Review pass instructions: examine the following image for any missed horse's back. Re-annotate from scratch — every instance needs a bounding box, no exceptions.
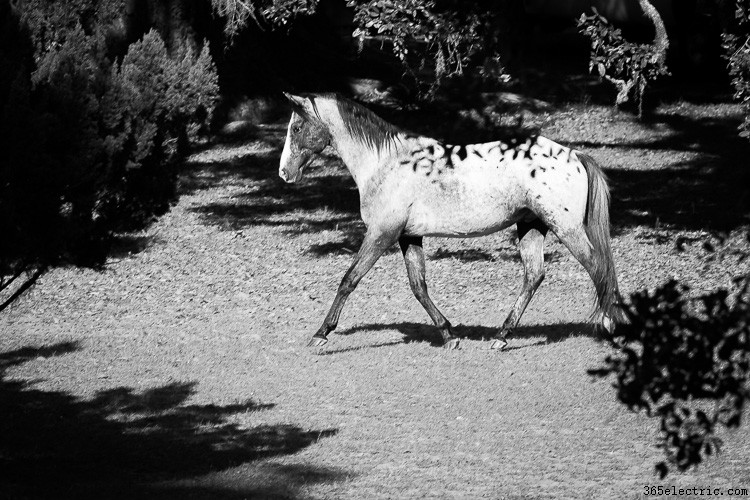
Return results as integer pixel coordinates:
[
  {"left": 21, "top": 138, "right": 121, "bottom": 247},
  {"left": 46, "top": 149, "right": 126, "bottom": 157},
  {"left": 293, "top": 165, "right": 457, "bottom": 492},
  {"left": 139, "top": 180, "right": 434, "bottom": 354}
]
[{"left": 390, "top": 135, "right": 589, "bottom": 237}]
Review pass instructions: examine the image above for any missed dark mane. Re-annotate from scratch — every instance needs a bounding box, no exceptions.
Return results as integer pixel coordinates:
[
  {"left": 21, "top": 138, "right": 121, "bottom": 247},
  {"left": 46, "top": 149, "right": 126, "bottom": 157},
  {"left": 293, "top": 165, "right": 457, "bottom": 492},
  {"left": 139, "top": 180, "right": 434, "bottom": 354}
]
[{"left": 304, "top": 93, "right": 401, "bottom": 153}]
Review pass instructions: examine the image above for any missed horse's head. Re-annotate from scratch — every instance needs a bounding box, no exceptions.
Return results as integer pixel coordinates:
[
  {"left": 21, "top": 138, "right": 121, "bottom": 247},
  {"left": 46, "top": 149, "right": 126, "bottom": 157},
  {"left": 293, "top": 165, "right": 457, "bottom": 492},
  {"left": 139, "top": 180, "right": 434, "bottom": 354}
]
[{"left": 279, "top": 93, "right": 331, "bottom": 183}]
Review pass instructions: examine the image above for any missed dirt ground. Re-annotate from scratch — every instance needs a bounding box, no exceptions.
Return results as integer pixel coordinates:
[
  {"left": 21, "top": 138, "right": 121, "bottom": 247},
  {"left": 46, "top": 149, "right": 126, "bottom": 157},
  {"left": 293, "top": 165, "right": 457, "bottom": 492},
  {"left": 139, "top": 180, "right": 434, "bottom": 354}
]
[{"left": 2, "top": 100, "right": 749, "bottom": 499}]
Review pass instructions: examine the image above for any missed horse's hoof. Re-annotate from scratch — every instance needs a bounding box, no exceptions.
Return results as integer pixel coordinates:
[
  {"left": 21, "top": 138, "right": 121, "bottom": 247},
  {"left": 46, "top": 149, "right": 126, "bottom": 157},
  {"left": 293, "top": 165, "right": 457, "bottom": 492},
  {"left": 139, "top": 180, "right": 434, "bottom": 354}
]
[
  {"left": 443, "top": 338, "right": 460, "bottom": 350},
  {"left": 307, "top": 336, "right": 328, "bottom": 348},
  {"left": 490, "top": 338, "right": 508, "bottom": 351}
]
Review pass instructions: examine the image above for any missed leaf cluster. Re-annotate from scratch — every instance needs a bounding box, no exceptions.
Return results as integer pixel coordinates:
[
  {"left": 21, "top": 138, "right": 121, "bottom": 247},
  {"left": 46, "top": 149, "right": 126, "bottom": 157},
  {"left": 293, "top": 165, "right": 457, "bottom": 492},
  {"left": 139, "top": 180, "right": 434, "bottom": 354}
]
[
  {"left": 261, "top": 0, "right": 319, "bottom": 26},
  {"left": 350, "top": 1, "right": 482, "bottom": 91},
  {"left": 578, "top": 8, "right": 669, "bottom": 115},
  {"left": 210, "top": 0, "right": 511, "bottom": 97},
  {"left": 723, "top": 0, "right": 750, "bottom": 137},
  {"left": 591, "top": 253, "right": 750, "bottom": 477},
  {"left": 211, "top": 0, "right": 319, "bottom": 36}
]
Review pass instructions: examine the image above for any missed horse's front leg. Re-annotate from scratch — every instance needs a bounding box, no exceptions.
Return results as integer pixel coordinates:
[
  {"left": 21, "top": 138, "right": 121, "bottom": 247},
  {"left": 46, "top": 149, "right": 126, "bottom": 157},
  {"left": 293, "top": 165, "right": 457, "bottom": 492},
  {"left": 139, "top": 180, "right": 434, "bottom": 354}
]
[{"left": 309, "top": 227, "right": 401, "bottom": 347}]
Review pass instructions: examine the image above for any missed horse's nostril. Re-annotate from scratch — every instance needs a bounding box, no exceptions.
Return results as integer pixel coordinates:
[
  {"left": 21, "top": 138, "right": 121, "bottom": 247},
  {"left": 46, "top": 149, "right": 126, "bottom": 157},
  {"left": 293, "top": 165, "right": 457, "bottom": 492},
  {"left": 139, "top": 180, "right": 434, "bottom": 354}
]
[{"left": 280, "top": 168, "right": 297, "bottom": 183}]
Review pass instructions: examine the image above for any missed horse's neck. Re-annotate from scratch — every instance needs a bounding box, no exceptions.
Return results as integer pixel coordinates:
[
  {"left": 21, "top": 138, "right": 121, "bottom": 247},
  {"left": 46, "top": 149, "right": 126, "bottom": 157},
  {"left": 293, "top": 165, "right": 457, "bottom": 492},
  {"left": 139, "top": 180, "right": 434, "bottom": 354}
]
[
  {"left": 333, "top": 137, "right": 381, "bottom": 190},
  {"left": 321, "top": 105, "right": 383, "bottom": 191}
]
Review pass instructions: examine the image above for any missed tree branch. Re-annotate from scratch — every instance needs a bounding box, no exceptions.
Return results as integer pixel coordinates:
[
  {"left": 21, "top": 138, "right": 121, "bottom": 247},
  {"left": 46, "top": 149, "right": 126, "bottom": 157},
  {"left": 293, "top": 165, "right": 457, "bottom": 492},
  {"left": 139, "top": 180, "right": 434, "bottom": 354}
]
[
  {"left": 0, "top": 267, "right": 46, "bottom": 313},
  {"left": 210, "top": 0, "right": 261, "bottom": 37},
  {"left": 638, "top": 0, "right": 669, "bottom": 66},
  {"left": 0, "top": 265, "right": 29, "bottom": 294}
]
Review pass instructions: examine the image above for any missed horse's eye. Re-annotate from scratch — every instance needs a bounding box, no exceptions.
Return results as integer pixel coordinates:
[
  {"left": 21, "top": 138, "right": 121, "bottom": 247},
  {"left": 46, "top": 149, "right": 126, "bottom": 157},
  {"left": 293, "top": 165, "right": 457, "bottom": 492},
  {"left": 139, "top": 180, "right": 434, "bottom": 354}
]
[{"left": 292, "top": 125, "right": 302, "bottom": 134}]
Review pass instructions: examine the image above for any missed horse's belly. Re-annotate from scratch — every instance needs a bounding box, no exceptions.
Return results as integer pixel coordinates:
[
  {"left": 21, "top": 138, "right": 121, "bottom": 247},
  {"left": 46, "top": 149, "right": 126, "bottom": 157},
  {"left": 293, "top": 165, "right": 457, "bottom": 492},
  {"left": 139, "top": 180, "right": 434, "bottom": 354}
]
[
  {"left": 406, "top": 219, "right": 515, "bottom": 238},
  {"left": 405, "top": 192, "right": 520, "bottom": 238},
  {"left": 399, "top": 158, "right": 530, "bottom": 237}
]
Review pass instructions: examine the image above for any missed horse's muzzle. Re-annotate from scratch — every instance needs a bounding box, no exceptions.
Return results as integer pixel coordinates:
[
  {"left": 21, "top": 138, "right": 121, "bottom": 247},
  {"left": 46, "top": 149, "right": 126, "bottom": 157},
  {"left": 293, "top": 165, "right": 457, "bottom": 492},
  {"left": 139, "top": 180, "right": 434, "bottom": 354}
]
[
  {"left": 279, "top": 154, "right": 312, "bottom": 183},
  {"left": 279, "top": 167, "right": 303, "bottom": 183},
  {"left": 279, "top": 168, "right": 293, "bottom": 183}
]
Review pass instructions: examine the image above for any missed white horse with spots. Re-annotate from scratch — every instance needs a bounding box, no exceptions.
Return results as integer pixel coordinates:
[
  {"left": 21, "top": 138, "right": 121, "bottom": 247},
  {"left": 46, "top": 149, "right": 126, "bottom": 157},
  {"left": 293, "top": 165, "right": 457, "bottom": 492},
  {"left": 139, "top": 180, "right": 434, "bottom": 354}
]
[{"left": 279, "top": 92, "right": 624, "bottom": 350}]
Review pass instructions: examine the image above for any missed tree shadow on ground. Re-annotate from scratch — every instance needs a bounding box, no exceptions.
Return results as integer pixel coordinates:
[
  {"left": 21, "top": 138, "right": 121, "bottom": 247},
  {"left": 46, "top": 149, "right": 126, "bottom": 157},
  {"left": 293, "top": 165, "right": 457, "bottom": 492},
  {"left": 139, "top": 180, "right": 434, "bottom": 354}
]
[
  {"left": 184, "top": 143, "right": 365, "bottom": 245},
  {"left": 333, "top": 321, "right": 594, "bottom": 349},
  {"left": 108, "top": 234, "right": 158, "bottom": 260},
  {"left": 0, "top": 342, "right": 342, "bottom": 499},
  {"left": 574, "top": 110, "right": 750, "bottom": 233}
]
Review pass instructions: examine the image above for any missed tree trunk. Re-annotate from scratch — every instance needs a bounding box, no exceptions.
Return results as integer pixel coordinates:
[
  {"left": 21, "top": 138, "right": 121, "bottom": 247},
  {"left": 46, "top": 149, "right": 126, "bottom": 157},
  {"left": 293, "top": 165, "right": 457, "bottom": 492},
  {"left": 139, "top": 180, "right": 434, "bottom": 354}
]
[
  {"left": 638, "top": 0, "right": 669, "bottom": 66},
  {"left": 603, "top": 0, "right": 669, "bottom": 115}
]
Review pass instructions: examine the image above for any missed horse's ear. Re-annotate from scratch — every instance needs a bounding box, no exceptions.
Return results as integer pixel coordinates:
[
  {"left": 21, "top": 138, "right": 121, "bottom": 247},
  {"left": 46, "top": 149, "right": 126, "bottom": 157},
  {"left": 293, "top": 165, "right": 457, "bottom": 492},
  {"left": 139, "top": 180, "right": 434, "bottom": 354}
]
[
  {"left": 283, "top": 92, "right": 305, "bottom": 107},
  {"left": 284, "top": 92, "right": 316, "bottom": 120}
]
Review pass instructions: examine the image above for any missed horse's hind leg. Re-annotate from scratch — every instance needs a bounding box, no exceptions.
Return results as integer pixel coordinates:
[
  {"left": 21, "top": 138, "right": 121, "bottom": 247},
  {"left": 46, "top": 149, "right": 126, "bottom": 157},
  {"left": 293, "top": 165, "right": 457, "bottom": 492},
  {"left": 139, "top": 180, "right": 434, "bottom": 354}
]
[
  {"left": 309, "top": 227, "right": 400, "bottom": 347},
  {"left": 491, "top": 219, "right": 548, "bottom": 350},
  {"left": 399, "top": 236, "right": 458, "bottom": 350}
]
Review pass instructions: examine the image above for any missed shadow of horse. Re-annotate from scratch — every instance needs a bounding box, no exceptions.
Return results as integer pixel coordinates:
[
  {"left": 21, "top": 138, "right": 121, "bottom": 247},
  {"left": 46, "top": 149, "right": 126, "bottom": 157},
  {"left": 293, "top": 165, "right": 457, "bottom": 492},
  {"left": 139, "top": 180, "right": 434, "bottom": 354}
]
[{"left": 333, "top": 321, "right": 595, "bottom": 349}]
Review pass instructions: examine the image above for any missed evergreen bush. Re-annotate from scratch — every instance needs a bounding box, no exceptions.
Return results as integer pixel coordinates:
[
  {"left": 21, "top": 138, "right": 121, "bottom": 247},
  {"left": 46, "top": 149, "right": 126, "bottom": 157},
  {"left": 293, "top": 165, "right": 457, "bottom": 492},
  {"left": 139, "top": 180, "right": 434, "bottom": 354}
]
[
  {"left": 101, "top": 29, "right": 219, "bottom": 228},
  {"left": 1, "top": 1, "right": 219, "bottom": 310}
]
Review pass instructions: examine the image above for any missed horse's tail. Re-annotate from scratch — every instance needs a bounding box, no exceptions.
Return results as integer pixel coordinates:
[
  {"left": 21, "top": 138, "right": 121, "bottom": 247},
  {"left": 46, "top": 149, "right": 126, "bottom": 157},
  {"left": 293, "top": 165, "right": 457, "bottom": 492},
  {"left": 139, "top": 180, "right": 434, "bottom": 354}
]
[{"left": 577, "top": 152, "right": 626, "bottom": 326}]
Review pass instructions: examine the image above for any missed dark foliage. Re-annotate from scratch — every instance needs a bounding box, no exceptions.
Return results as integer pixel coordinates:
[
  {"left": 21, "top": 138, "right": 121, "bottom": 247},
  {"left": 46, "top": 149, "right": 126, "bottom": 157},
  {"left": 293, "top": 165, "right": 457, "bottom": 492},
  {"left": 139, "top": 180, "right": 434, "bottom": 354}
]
[
  {"left": 578, "top": 6, "right": 670, "bottom": 116},
  {"left": 0, "top": 1, "right": 59, "bottom": 297},
  {"left": 99, "top": 29, "right": 219, "bottom": 229},
  {"left": 1, "top": 0, "right": 218, "bottom": 310},
  {"left": 583, "top": 8, "right": 750, "bottom": 472},
  {"left": 211, "top": 0, "right": 527, "bottom": 97},
  {"left": 723, "top": 0, "right": 750, "bottom": 137},
  {"left": 345, "top": 0, "right": 531, "bottom": 96},
  {"left": 349, "top": 0, "right": 484, "bottom": 92},
  {"left": 591, "top": 239, "right": 750, "bottom": 477}
]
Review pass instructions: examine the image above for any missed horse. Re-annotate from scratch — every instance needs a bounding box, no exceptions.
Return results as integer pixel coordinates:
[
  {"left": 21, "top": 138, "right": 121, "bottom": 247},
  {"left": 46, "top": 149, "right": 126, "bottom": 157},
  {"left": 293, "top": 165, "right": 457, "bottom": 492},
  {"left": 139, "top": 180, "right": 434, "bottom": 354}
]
[{"left": 279, "top": 92, "right": 625, "bottom": 350}]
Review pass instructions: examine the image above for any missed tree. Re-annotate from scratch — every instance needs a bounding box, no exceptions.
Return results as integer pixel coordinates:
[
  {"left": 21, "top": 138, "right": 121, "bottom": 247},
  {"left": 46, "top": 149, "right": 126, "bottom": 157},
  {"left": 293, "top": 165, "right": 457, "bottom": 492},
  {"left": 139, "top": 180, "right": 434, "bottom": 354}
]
[
  {"left": 590, "top": 1, "right": 750, "bottom": 476},
  {"left": 0, "top": 0, "right": 49, "bottom": 310},
  {"left": 578, "top": 0, "right": 670, "bottom": 116},
  {"left": 591, "top": 252, "right": 749, "bottom": 477},
  {"left": 210, "top": 0, "right": 510, "bottom": 95},
  {"left": 1, "top": 0, "right": 219, "bottom": 311}
]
